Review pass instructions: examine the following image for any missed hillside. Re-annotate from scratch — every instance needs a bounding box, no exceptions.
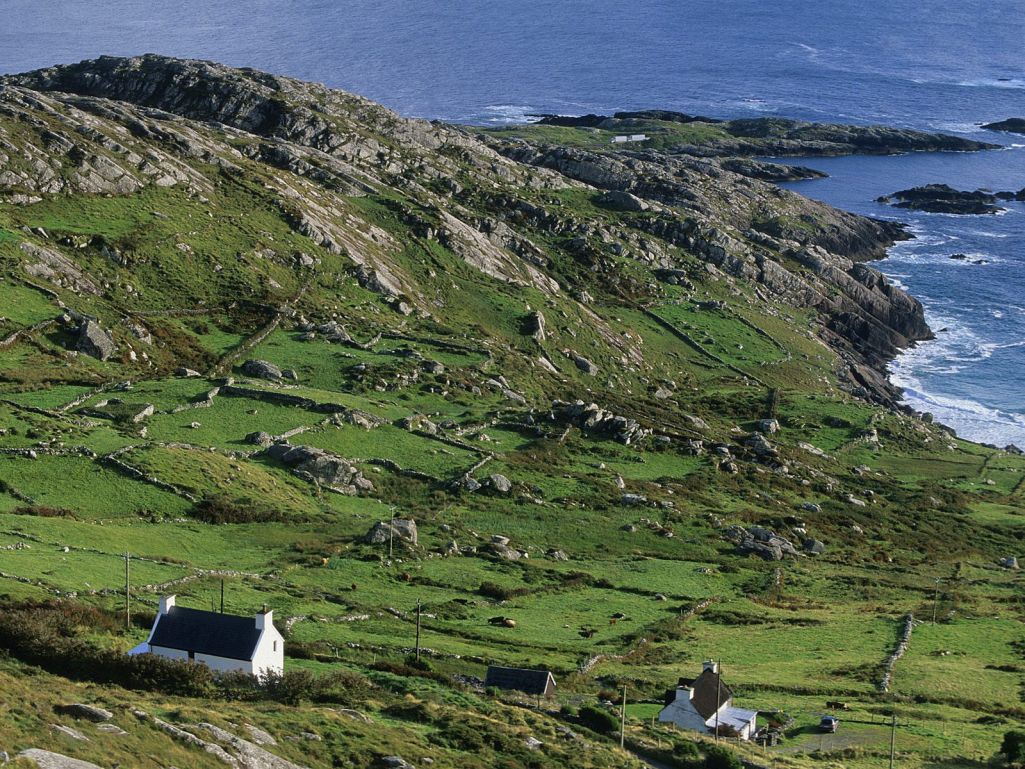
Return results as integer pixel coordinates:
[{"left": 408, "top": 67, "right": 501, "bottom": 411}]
[{"left": 0, "top": 56, "right": 1022, "bottom": 769}]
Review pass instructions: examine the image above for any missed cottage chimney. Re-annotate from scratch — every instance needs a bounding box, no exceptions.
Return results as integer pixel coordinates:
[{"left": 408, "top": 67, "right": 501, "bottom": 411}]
[
  {"left": 255, "top": 605, "right": 272, "bottom": 630},
  {"left": 703, "top": 660, "right": 719, "bottom": 674},
  {"left": 159, "top": 595, "right": 176, "bottom": 615}
]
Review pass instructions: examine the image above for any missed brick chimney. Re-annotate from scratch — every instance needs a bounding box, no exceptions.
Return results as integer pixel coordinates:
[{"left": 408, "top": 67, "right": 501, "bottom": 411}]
[
  {"left": 255, "top": 604, "right": 272, "bottom": 630},
  {"left": 158, "top": 595, "right": 176, "bottom": 614}
]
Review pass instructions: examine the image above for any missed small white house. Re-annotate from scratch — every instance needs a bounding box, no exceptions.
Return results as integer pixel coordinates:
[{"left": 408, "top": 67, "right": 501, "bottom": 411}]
[
  {"left": 659, "top": 661, "right": 758, "bottom": 740},
  {"left": 129, "top": 595, "right": 284, "bottom": 678}
]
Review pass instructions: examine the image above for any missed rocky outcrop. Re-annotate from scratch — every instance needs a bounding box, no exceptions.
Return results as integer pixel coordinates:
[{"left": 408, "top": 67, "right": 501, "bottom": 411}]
[
  {"left": 18, "top": 749, "right": 105, "bottom": 769},
  {"left": 76, "top": 320, "right": 115, "bottom": 360},
  {"left": 549, "top": 400, "right": 651, "bottom": 445},
  {"left": 264, "top": 443, "right": 374, "bottom": 494},
  {"left": 362, "top": 519, "right": 418, "bottom": 546},
  {"left": 724, "top": 525, "right": 800, "bottom": 561},
  {"left": 982, "top": 117, "right": 1025, "bottom": 134},
  {"left": 54, "top": 703, "right": 113, "bottom": 722},
  {"left": 878, "top": 184, "right": 1015, "bottom": 215}
]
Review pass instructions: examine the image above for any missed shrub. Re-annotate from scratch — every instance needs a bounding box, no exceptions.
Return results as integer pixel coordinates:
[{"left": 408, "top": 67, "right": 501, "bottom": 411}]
[
  {"left": 1002, "top": 730, "right": 1025, "bottom": 766},
  {"left": 703, "top": 744, "right": 741, "bottom": 769},
  {"left": 478, "top": 582, "right": 527, "bottom": 601},
  {"left": 578, "top": 704, "right": 619, "bottom": 735},
  {"left": 673, "top": 740, "right": 700, "bottom": 760},
  {"left": 189, "top": 494, "right": 288, "bottom": 524}
]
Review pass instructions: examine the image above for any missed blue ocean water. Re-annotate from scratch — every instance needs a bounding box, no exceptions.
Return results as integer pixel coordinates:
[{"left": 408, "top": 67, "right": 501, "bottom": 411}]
[{"left": 2, "top": 0, "right": 1025, "bottom": 444}]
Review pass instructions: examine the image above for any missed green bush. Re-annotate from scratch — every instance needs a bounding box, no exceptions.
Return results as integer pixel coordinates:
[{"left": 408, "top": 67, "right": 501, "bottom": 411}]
[
  {"left": 1003, "top": 730, "right": 1025, "bottom": 766},
  {"left": 578, "top": 704, "right": 619, "bottom": 735},
  {"left": 190, "top": 494, "right": 289, "bottom": 524},
  {"left": 703, "top": 744, "right": 741, "bottom": 769}
]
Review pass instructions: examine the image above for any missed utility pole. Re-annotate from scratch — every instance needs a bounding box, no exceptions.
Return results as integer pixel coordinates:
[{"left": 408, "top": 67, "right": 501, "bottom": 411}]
[
  {"left": 889, "top": 711, "right": 897, "bottom": 769},
  {"left": 415, "top": 598, "right": 422, "bottom": 662},
  {"left": 220, "top": 579, "right": 225, "bottom": 613},
  {"left": 932, "top": 579, "right": 941, "bottom": 624},
  {"left": 124, "top": 552, "right": 130, "bottom": 630},
  {"left": 389, "top": 514, "right": 395, "bottom": 561},
  {"left": 620, "top": 686, "right": 627, "bottom": 748},
  {"left": 714, "top": 659, "right": 722, "bottom": 743}
]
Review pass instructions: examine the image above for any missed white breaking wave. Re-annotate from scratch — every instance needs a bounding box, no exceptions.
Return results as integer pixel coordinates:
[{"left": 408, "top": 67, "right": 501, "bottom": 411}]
[{"left": 481, "top": 105, "right": 541, "bottom": 124}]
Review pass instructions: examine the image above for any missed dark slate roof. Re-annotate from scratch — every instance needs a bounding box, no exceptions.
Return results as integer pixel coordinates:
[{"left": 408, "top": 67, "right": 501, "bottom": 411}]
[
  {"left": 685, "top": 669, "right": 733, "bottom": 720},
  {"left": 484, "top": 666, "right": 555, "bottom": 695},
  {"left": 150, "top": 607, "right": 262, "bottom": 661}
]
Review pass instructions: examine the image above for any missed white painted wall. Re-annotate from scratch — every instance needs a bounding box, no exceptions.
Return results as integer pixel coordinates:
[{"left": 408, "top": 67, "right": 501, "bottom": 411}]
[
  {"left": 252, "top": 609, "right": 284, "bottom": 678},
  {"left": 149, "top": 645, "right": 189, "bottom": 662},
  {"left": 658, "top": 689, "right": 709, "bottom": 732}
]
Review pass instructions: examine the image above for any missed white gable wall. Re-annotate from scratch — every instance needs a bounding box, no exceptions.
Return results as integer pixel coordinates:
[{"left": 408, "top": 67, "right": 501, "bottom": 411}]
[
  {"left": 252, "top": 620, "right": 284, "bottom": 678},
  {"left": 658, "top": 689, "right": 709, "bottom": 732}
]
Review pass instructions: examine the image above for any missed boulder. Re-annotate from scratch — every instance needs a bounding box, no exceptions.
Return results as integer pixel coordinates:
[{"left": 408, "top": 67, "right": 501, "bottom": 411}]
[
  {"left": 242, "top": 359, "right": 282, "bottom": 380},
  {"left": 525, "top": 310, "right": 546, "bottom": 342},
  {"left": 265, "top": 443, "right": 374, "bottom": 494},
  {"left": 621, "top": 493, "right": 647, "bottom": 506},
  {"left": 1000, "top": 556, "right": 1019, "bottom": 570},
  {"left": 363, "top": 519, "right": 418, "bottom": 547},
  {"left": 803, "top": 538, "right": 826, "bottom": 555},
  {"left": 76, "top": 320, "right": 115, "bottom": 360},
  {"left": 597, "top": 189, "right": 649, "bottom": 212},
  {"left": 174, "top": 367, "right": 201, "bottom": 377},
  {"left": 487, "top": 473, "right": 512, "bottom": 493},
  {"left": 725, "top": 525, "right": 800, "bottom": 561},
  {"left": 18, "top": 749, "right": 105, "bottom": 769},
  {"left": 245, "top": 431, "right": 274, "bottom": 447},
  {"left": 54, "top": 704, "right": 113, "bottom": 722},
  {"left": 758, "top": 418, "right": 780, "bottom": 434},
  {"left": 572, "top": 354, "right": 598, "bottom": 376},
  {"left": 381, "top": 758, "right": 416, "bottom": 769}
]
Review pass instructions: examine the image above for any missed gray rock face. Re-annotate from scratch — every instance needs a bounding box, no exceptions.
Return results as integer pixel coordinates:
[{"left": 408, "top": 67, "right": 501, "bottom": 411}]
[
  {"left": 54, "top": 703, "right": 113, "bottom": 722},
  {"left": 362, "top": 519, "right": 418, "bottom": 546},
  {"left": 76, "top": 320, "right": 115, "bottom": 360},
  {"left": 246, "top": 431, "right": 274, "bottom": 447},
  {"left": 487, "top": 473, "right": 512, "bottom": 493},
  {"left": 198, "top": 722, "right": 310, "bottom": 769},
  {"left": 550, "top": 400, "right": 651, "bottom": 445},
  {"left": 18, "top": 749, "right": 105, "bottom": 769},
  {"left": 264, "top": 443, "right": 374, "bottom": 494},
  {"left": 597, "top": 189, "right": 649, "bottom": 212},
  {"left": 572, "top": 353, "right": 598, "bottom": 376},
  {"left": 725, "top": 525, "right": 800, "bottom": 561},
  {"left": 242, "top": 359, "right": 282, "bottom": 380},
  {"left": 803, "top": 538, "right": 826, "bottom": 554},
  {"left": 525, "top": 310, "right": 546, "bottom": 342}
]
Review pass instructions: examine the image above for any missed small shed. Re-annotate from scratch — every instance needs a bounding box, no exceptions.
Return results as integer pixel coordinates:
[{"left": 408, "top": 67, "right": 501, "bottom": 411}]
[{"left": 484, "top": 665, "right": 557, "bottom": 697}]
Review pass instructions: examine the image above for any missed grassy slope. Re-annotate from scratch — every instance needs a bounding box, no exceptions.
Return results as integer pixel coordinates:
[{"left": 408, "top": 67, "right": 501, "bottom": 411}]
[{"left": 0, "top": 90, "right": 1022, "bottom": 769}]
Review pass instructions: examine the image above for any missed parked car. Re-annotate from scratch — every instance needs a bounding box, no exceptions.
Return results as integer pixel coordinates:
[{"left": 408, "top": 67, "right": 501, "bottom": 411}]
[{"left": 819, "top": 716, "right": 839, "bottom": 733}]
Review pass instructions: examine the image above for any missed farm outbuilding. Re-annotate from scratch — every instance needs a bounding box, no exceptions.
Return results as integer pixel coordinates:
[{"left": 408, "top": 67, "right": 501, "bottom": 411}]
[
  {"left": 484, "top": 665, "right": 557, "bottom": 697},
  {"left": 128, "top": 595, "right": 284, "bottom": 678}
]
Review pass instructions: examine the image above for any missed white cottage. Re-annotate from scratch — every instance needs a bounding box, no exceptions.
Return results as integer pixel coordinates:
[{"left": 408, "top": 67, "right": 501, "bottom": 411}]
[
  {"left": 659, "top": 661, "right": 758, "bottom": 740},
  {"left": 129, "top": 595, "right": 284, "bottom": 678}
]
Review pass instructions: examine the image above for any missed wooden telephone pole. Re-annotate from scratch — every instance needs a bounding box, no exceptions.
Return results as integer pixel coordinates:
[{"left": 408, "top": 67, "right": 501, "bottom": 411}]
[
  {"left": 124, "top": 552, "right": 130, "bottom": 630},
  {"left": 889, "top": 711, "right": 897, "bottom": 769},
  {"left": 620, "top": 686, "right": 627, "bottom": 748},
  {"left": 415, "top": 598, "right": 422, "bottom": 661},
  {"left": 714, "top": 659, "right": 722, "bottom": 743}
]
